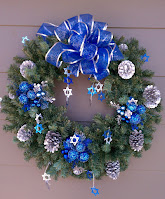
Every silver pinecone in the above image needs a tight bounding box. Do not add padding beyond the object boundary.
[129,130,144,152]
[106,160,120,180]
[143,85,161,108]
[44,131,62,153]
[17,124,32,142]
[118,60,135,79]
[73,166,84,175]
[20,60,36,78]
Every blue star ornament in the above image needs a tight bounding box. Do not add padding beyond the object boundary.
[34,124,43,134]
[87,170,93,180]
[22,36,29,44]
[64,67,72,76]
[91,187,99,196]
[64,77,73,85]
[141,53,149,62]
[98,92,105,102]
[87,86,97,96]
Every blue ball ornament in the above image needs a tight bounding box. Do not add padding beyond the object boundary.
[19,94,28,104]
[79,152,89,162]
[64,154,68,159]
[136,105,146,115]
[19,81,30,93]
[76,142,86,152]
[27,90,36,100]
[127,102,137,112]
[68,150,78,161]
[130,113,141,124]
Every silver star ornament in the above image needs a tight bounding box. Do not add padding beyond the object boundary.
[63,87,72,98]
[70,134,79,146]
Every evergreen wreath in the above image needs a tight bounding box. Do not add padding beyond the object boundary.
[1,14,162,194]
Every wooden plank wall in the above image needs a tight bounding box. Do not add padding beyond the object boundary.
[0,1,165,199]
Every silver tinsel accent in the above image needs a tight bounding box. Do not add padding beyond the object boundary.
[143,85,161,108]
[44,131,62,153]
[119,43,128,51]
[118,60,135,79]
[73,166,84,175]
[17,124,32,142]
[20,60,36,78]
[129,130,144,152]
[106,160,120,180]
[8,92,15,99]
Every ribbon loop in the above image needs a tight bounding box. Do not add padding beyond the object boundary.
[37,14,124,80]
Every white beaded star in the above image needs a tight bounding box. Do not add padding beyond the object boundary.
[70,134,79,146]
[35,113,43,124]
[64,67,72,76]
[104,136,112,144]
[128,98,138,105]
[42,172,51,182]
[63,87,72,98]
[95,82,104,93]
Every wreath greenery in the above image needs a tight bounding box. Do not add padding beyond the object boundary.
[1,16,162,184]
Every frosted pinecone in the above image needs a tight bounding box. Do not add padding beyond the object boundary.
[73,166,84,175]
[129,130,144,152]
[118,60,135,79]
[106,160,120,180]
[20,60,36,78]
[44,131,62,153]
[17,124,32,142]
[143,85,161,108]
[119,43,128,51]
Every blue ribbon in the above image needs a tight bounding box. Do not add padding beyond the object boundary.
[37,14,124,80]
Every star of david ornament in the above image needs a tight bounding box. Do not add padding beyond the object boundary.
[64,67,72,76]
[64,77,73,85]
[104,136,112,144]
[34,123,43,134]
[35,113,43,124]
[141,53,149,62]
[22,36,29,44]
[42,172,51,182]
[87,86,97,96]
[91,187,99,196]
[127,98,138,105]
[70,134,79,146]
[102,129,112,138]
[63,87,72,98]
[95,82,104,92]
[98,92,105,102]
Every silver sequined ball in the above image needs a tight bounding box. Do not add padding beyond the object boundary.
[118,60,135,79]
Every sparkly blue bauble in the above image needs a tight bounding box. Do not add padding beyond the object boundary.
[19,81,30,93]
[136,105,146,114]
[27,90,36,100]
[127,102,137,112]
[19,94,28,104]
[68,150,78,161]
[76,142,86,152]
[79,152,89,162]
[130,113,141,124]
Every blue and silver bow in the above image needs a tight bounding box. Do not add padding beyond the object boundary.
[37,14,124,80]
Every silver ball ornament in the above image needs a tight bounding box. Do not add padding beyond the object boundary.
[17,124,32,142]
[73,166,84,175]
[119,43,128,51]
[20,60,36,78]
[118,60,135,79]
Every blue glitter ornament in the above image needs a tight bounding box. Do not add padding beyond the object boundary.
[27,90,36,100]
[76,142,86,152]
[68,150,79,162]
[127,102,137,112]
[130,113,141,124]
[19,81,30,93]
[136,105,146,114]
[19,94,28,104]
[79,152,89,162]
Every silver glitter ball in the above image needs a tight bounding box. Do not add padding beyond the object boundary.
[17,124,32,142]
[106,160,120,180]
[8,92,15,99]
[20,60,36,78]
[143,85,161,108]
[73,166,84,175]
[129,130,144,152]
[119,43,128,51]
[118,60,135,79]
